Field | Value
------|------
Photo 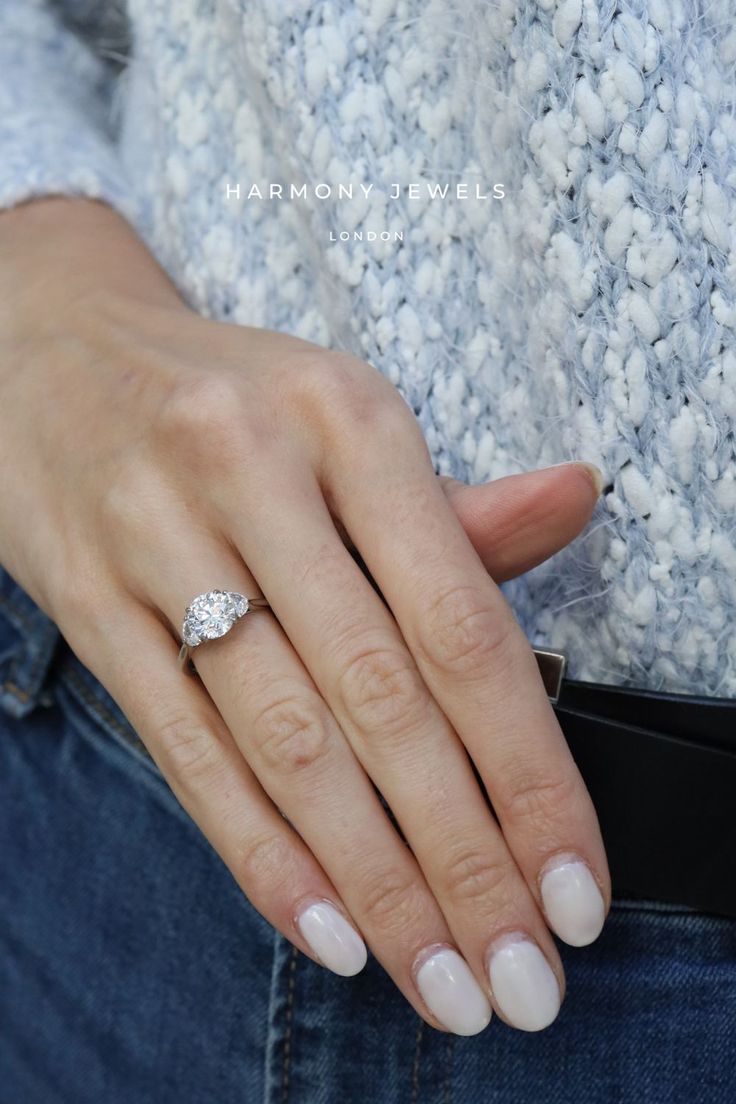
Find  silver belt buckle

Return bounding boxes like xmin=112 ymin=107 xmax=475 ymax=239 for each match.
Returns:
xmin=532 ymin=649 xmax=567 ymax=704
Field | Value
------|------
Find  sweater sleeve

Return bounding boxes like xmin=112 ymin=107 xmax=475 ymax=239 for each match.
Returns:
xmin=0 ymin=1 xmax=137 ymax=220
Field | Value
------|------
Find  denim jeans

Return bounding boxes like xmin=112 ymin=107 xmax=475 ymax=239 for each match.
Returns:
xmin=2 ymin=565 xmax=735 ymax=1104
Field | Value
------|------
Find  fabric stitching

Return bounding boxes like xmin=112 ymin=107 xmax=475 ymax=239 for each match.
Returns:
xmin=280 ymin=943 xmax=298 ymax=1104
xmin=410 ymin=1018 xmax=424 ymax=1104
xmin=443 ymin=1033 xmax=454 ymax=1104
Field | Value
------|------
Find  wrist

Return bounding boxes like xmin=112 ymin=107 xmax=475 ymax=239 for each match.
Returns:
xmin=0 ymin=196 xmax=187 ymax=347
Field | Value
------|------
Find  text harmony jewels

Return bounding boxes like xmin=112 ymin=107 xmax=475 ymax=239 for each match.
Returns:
xmin=224 ymin=182 xmax=505 ymax=201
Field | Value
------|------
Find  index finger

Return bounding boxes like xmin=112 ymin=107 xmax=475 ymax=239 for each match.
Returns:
xmin=328 ymin=407 xmax=611 ymax=947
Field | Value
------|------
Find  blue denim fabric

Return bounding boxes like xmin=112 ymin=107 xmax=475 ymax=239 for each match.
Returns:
xmin=1 ymin=565 xmax=735 ymax=1104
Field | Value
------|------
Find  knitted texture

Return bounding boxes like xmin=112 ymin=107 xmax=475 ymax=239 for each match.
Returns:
xmin=1 ymin=0 xmax=735 ymax=694
xmin=0 ymin=2 xmax=137 ymax=221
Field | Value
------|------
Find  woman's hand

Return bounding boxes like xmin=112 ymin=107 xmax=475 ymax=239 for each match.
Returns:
xmin=0 ymin=198 xmax=610 ymax=1036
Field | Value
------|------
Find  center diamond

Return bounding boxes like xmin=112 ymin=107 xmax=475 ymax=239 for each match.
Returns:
xmin=182 ymin=590 xmax=248 ymax=647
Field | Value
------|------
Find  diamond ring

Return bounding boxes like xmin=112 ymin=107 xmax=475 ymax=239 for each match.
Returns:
xmin=178 ymin=589 xmax=270 ymax=671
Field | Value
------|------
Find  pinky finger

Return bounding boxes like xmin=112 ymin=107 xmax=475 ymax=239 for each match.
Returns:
xmin=73 ymin=600 xmax=368 ymax=979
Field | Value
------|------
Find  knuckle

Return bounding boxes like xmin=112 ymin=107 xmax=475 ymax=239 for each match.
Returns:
xmin=292 ymin=351 xmax=416 ymax=443
xmin=442 ymin=843 xmax=510 ymax=907
xmin=293 ymin=351 xmax=374 ymax=417
xmin=500 ymin=772 xmax=579 ymax=835
xmin=295 ymin=539 xmax=348 ymax=594
xmin=361 ymin=868 xmax=424 ymax=933
xmin=157 ymin=375 xmax=255 ymax=469
xmin=336 ymin=642 xmax=429 ymax=739
xmin=155 ymin=713 xmax=224 ymax=790
xmin=160 ymin=375 xmax=240 ymax=436
xmin=251 ymin=694 xmax=334 ymax=776
xmin=417 ymin=584 xmax=516 ymax=678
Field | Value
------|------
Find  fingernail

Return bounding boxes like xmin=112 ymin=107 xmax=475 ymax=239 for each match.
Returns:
xmin=546 ymin=460 xmax=605 ymax=496
xmin=575 ymin=462 xmax=605 ymax=496
xmin=414 ymin=945 xmax=492 ymax=1036
xmin=296 ymin=900 xmax=368 ymax=976
xmin=540 ymin=857 xmax=606 ymax=946
xmin=487 ymin=935 xmax=561 ymax=1032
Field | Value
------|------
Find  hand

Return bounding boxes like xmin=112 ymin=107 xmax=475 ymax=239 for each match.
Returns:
xmin=0 ymin=198 xmax=610 ymax=1036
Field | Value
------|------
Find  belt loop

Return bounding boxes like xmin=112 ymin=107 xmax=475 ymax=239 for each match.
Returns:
xmin=0 ymin=570 xmax=62 ymax=719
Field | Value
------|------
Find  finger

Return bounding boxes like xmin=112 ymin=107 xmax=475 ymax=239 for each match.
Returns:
xmin=438 ymin=462 xmax=604 ymax=581
xmin=71 ymin=597 xmax=369 ymax=980
xmin=128 ymin=533 xmax=498 ymax=1037
xmin=325 ymin=408 xmax=611 ymax=947
xmin=216 ymin=463 xmax=568 ymax=1031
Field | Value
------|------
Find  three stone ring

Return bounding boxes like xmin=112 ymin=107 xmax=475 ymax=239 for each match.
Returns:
xmin=178 ymin=589 xmax=271 ymax=672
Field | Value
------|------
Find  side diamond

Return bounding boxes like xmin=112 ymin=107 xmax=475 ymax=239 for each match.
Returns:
xmin=183 ymin=624 xmax=202 ymax=646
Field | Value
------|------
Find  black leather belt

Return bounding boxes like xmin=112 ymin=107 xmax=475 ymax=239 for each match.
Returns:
xmin=533 ymin=650 xmax=735 ymax=921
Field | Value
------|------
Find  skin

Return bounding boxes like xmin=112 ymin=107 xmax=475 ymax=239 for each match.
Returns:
xmin=0 ymin=197 xmax=611 ymax=1033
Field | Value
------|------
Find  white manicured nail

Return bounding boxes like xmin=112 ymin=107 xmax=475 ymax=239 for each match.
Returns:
xmin=415 ymin=946 xmax=492 ymax=1036
xmin=487 ymin=937 xmax=561 ymax=1032
xmin=540 ymin=858 xmax=606 ymax=946
xmin=296 ymin=901 xmax=367 ymax=976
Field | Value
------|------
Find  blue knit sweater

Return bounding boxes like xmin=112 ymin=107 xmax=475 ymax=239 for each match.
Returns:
xmin=1 ymin=0 xmax=735 ymax=695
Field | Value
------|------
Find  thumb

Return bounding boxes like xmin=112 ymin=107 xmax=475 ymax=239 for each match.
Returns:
xmin=439 ymin=462 xmax=605 ymax=582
